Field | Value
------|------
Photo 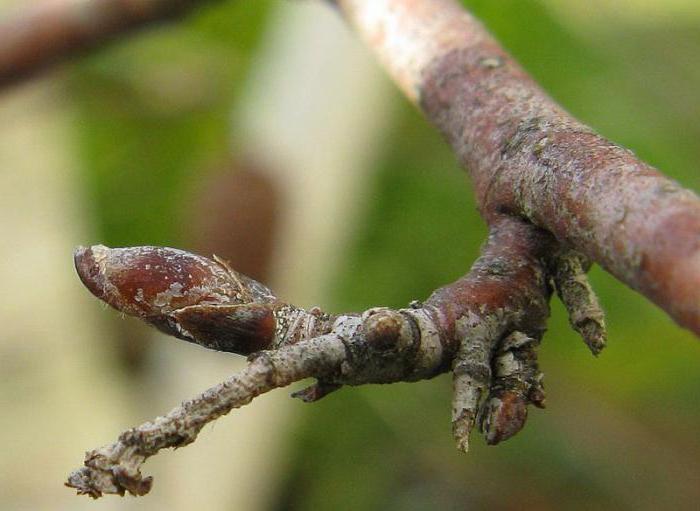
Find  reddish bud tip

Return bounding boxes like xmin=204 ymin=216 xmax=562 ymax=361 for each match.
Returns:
xmin=74 ymin=245 xmax=271 ymax=319
xmin=483 ymin=392 xmax=528 ymax=445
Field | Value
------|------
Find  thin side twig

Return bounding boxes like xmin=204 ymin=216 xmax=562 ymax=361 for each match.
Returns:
xmin=66 ymin=335 xmax=347 ymax=498
xmin=550 ymin=250 xmax=607 ymax=355
xmin=67 ymin=217 xmax=562 ymax=497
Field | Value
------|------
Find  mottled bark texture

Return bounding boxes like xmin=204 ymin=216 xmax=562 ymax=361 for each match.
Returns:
xmin=47 ymin=0 xmax=697 ymax=499
xmin=67 ymin=217 xmax=571 ymax=496
xmin=0 ymin=0 xmax=211 ymax=87
xmin=335 ymin=0 xmax=700 ymax=334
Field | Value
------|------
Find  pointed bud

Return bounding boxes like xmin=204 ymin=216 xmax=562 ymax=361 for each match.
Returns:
xmin=481 ymin=392 xmax=528 ymax=445
xmin=74 ymin=245 xmax=275 ymax=315
xmin=74 ymin=245 xmax=278 ymax=351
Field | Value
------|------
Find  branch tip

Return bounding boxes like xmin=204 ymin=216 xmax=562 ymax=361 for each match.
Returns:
xmin=69 ymin=223 xmax=601 ymax=494
xmin=66 ymin=337 xmax=346 ymax=498
xmin=480 ymin=331 xmax=544 ymax=444
xmin=452 ymin=410 xmax=476 ymax=453
xmin=551 ymin=251 xmax=608 ymax=355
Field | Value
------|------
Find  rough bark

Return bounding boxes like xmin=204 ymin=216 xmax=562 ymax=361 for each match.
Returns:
xmin=11 ymin=0 xmax=688 ymax=499
xmin=2 ymin=0 xmax=697 ymax=333
xmin=67 ymin=217 xmax=568 ymax=497
xmin=333 ymin=0 xmax=700 ymax=335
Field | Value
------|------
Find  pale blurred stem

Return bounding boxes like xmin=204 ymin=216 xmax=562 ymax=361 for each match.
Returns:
xmin=0 ymin=0 xmax=215 ymax=87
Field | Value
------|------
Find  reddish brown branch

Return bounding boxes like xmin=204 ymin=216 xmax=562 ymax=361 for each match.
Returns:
xmin=335 ymin=0 xmax=700 ymax=335
xmin=67 ymin=217 xmax=560 ymax=496
xmin=0 ymin=0 xmax=211 ymax=87
xmin=32 ymin=0 xmax=694 ymax=498
xmin=3 ymin=0 xmax=696 ymax=335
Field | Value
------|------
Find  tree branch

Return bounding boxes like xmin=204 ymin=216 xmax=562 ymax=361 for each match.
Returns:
xmin=36 ymin=0 xmax=696 ymax=499
xmin=0 ymin=0 xmax=212 ymax=87
xmin=66 ymin=217 xmax=563 ymax=497
xmin=333 ymin=0 xmax=700 ymax=335
xmin=66 ymin=335 xmax=347 ymax=497
xmin=3 ymin=0 xmax=696 ymax=334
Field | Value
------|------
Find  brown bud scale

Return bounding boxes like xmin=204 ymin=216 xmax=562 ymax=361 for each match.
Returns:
xmin=74 ymin=245 xmax=278 ymax=354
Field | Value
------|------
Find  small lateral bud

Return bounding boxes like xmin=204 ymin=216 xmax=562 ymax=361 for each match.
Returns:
xmin=362 ymin=307 xmax=414 ymax=350
xmin=362 ymin=308 xmax=405 ymax=350
xmin=482 ymin=392 xmax=528 ymax=445
xmin=290 ymin=380 xmax=342 ymax=403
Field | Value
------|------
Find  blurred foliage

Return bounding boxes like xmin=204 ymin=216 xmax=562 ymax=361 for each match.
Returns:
xmin=69 ymin=0 xmax=699 ymax=509
xmin=70 ymin=0 xmax=274 ymax=247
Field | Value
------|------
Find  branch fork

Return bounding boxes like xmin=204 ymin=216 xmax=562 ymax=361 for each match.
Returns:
xmin=2 ymin=0 xmax=687 ymax=499
xmin=66 ymin=216 xmax=605 ymax=497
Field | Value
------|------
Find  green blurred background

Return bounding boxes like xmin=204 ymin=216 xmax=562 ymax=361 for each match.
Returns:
xmin=0 ymin=0 xmax=698 ymax=510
